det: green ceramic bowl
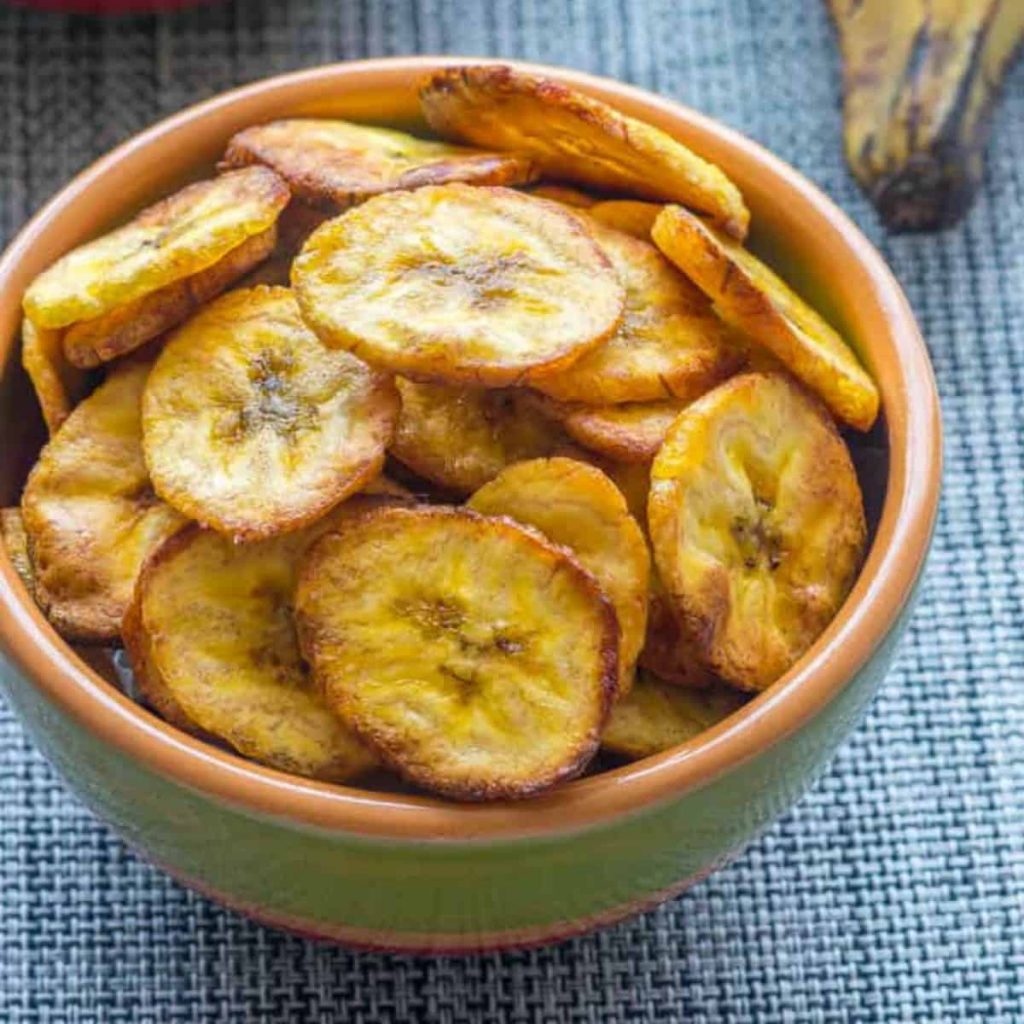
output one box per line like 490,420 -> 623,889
0,57 -> 941,953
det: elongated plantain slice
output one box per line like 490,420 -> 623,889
293,184 -> 624,387
390,378 -> 568,493
20,317 -> 91,434
123,500 -> 385,782
589,199 -> 662,239
142,286 -> 399,542
533,216 -> 736,404
21,361 -> 186,641
649,372 -> 867,691
602,669 -> 746,760
2,507 -> 35,595
468,457 -> 649,698
296,505 -> 618,800
420,65 -> 750,238
222,119 -> 536,209
652,205 -> 880,431
23,167 -> 288,351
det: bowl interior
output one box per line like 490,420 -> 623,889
0,59 -> 937,838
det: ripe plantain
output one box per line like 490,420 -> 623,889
829,0 -> 1024,230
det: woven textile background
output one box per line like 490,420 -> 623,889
1,1 -> 1022,1020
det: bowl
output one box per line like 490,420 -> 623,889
0,57 -> 941,954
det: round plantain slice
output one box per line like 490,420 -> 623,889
142,286 -> 399,543
468,457 -> 649,698
24,167 -> 289,334
420,65 -> 750,238
533,217 -> 736,404
295,505 -> 618,801
648,372 -> 867,691
20,317 -> 92,435
2,507 -> 35,596
589,200 -> 662,239
390,377 -> 569,494
221,118 -> 536,208
639,579 -> 717,688
292,183 -> 625,386
602,669 -> 746,760
123,500 -> 385,782
651,205 -> 880,431
21,360 -> 186,641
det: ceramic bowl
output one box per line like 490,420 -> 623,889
0,57 -> 941,953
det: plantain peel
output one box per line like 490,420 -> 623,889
142,286 -> 399,542
829,0 -> 1024,230
649,373 -> 867,691
296,505 -> 618,801
293,183 -> 625,387
468,457 -> 650,698
420,65 -> 750,238
123,501 -> 386,782
652,205 -> 880,432
21,361 -> 186,642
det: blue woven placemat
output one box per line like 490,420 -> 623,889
2,1 -> 1022,1019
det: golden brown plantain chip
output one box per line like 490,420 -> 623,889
23,167 -> 288,336
292,183 -> 625,386
142,286 -> 399,542
420,65 -> 749,238
123,499 -> 388,781
528,184 -> 598,207
389,378 -> 569,494
2,507 -> 35,595
468,457 -> 649,698
601,668 -> 746,760
651,205 -> 880,431
221,119 -> 536,208
533,215 -> 737,404
295,505 -> 618,801
589,199 -> 662,239
20,317 -> 91,434
20,361 -> 186,641
639,578 -> 717,688
648,372 -> 867,691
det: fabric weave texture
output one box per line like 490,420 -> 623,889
1,1 -> 1022,1020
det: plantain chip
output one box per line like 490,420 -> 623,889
602,668 -> 746,760
2,507 -> 35,595
652,205 -> 880,431
648,372 -> 867,691
20,317 -> 91,435
21,361 -> 186,641
533,215 -> 736,404
142,286 -> 399,542
292,183 -> 625,386
295,505 -> 618,801
468,457 -> 649,698
123,499 -> 389,781
23,167 -> 288,361
221,118 -> 536,208
589,199 -> 662,239
639,578 -> 717,688
420,65 -> 749,238
528,183 -> 598,207
390,377 -> 568,494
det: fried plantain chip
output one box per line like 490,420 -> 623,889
589,199 -> 662,239
651,205 -> 880,431
528,184 -> 598,207
468,457 -> 649,698
296,505 -> 618,801
639,579 -> 717,688
142,286 -> 399,542
389,377 -> 568,494
2,507 -> 35,595
124,500 -> 389,780
648,372 -> 867,691
221,119 -> 536,209
420,66 -> 750,238
533,216 -> 736,404
292,183 -> 625,386
24,167 -> 288,335
20,317 -> 91,434
21,361 -> 186,641
602,669 -> 746,760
